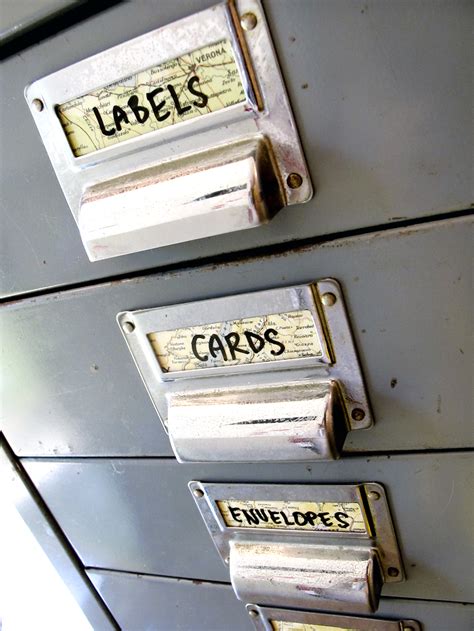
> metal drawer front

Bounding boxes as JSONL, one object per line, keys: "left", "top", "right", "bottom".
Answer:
{"left": 2, "top": 1, "right": 471, "bottom": 295}
{"left": 2, "top": 218, "right": 471, "bottom": 457}
{"left": 22, "top": 452, "right": 473, "bottom": 603}
{"left": 87, "top": 570, "right": 473, "bottom": 631}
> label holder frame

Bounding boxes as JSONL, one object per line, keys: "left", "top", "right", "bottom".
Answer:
{"left": 246, "top": 605, "right": 421, "bottom": 631}
{"left": 25, "top": 0, "right": 313, "bottom": 260}
{"left": 189, "top": 481, "right": 405, "bottom": 585}
{"left": 117, "top": 279, "right": 373, "bottom": 433}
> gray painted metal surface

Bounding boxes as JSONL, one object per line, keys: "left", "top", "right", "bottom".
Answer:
{"left": 1, "top": 0, "right": 472, "bottom": 296}
{"left": 87, "top": 570, "right": 474, "bottom": 631}
{"left": 1, "top": 218, "right": 471, "bottom": 457}
{"left": 89, "top": 572, "right": 253, "bottom": 631}
{"left": 22, "top": 452, "right": 473, "bottom": 603}
{"left": 0, "top": 437, "right": 117, "bottom": 630}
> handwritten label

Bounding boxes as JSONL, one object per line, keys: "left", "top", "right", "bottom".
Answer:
{"left": 57, "top": 39, "right": 245, "bottom": 157}
{"left": 148, "top": 309, "right": 322, "bottom": 373}
{"left": 271, "top": 623, "right": 356, "bottom": 631}
{"left": 216, "top": 500, "right": 367, "bottom": 534}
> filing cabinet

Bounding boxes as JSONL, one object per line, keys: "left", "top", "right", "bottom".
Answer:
{"left": 1, "top": 1, "right": 472, "bottom": 629}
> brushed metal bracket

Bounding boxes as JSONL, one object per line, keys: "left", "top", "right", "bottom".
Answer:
{"left": 26, "top": 0, "right": 311, "bottom": 260}
{"left": 189, "top": 482, "right": 404, "bottom": 614}
{"left": 118, "top": 279, "right": 372, "bottom": 462}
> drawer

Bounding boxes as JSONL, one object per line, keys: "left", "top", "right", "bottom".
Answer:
{"left": 2, "top": 218, "right": 471, "bottom": 456}
{"left": 87, "top": 570, "right": 474, "bottom": 631}
{"left": 1, "top": 0, "right": 471, "bottom": 296}
{"left": 22, "top": 452, "right": 473, "bottom": 603}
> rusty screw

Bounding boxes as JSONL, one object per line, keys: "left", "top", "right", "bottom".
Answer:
{"left": 367, "top": 490, "right": 381, "bottom": 501}
{"left": 321, "top": 292, "right": 337, "bottom": 307}
{"left": 32, "top": 98, "right": 44, "bottom": 112}
{"left": 351, "top": 408, "right": 366, "bottom": 422}
{"left": 193, "top": 488, "right": 204, "bottom": 498}
{"left": 286, "top": 172, "right": 303, "bottom": 189}
{"left": 240, "top": 12, "right": 257, "bottom": 31}
{"left": 388, "top": 567, "right": 400, "bottom": 578}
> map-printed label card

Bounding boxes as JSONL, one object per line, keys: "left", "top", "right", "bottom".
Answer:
{"left": 147, "top": 309, "right": 323, "bottom": 373}
{"left": 217, "top": 499, "right": 368, "bottom": 534}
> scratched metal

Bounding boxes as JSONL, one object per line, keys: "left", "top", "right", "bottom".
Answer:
{"left": 118, "top": 278, "right": 372, "bottom": 463}
{"left": 78, "top": 138, "right": 285, "bottom": 260}
{"left": 229, "top": 542, "right": 382, "bottom": 613}
{"left": 25, "top": 0, "right": 312, "bottom": 261}
{"left": 189, "top": 480, "right": 403, "bottom": 611}
{"left": 168, "top": 381, "right": 348, "bottom": 462}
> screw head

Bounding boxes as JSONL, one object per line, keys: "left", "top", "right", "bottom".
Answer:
{"left": 388, "top": 566, "right": 400, "bottom": 578}
{"left": 321, "top": 292, "right": 337, "bottom": 307}
{"left": 286, "top": 172, "right": 303, "bottom": 189}
{"left": 351, "top": 408, "right": 366, "bottom": 422}
{"left": 32, "top": 98, "right": 44, "bottom": 112}
{"left": 193, "top": 488, "right": 204, "bottom": 498}
{"left": 122, "top": 320, "right": 135, "bottom": 333}
{"left": 240, "top": 12, "right": 257, "bottom": 31}
{"left": 248, "top": 609, "right": 258, "bottom": 618}
{"left": 367, "top": 490, "right": 381, "bottom": 501}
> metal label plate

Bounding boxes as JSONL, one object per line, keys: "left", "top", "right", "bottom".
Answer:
{"left": 189, "top": 482, "right": 404, "bottom": 584}
{"left": 26, "top": 0, "right": 313, "bottom": 259}
{"left": 118, "top": 280, "right": 373, "bottom": 435}
{"left": 57, "top": 39, "right": 245, "bottom": 157}
{"left": 148, "top": 309, "right": 322, "bottom": 373}
{"left": 216, "top": 499, "right": 367, "bottom": 533}
{"left": 248, "top": 606, "right": 420, "bottom": 631}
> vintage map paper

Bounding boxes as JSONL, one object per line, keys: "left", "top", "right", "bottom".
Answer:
{"left": 216, "top": 499, "right": 367, "bottom": 534}
{"left": 57, "top": 39, "right": 245, "bottom": 156}
{"left": 147, "top": 309, "right": 323, "bottom": 373}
